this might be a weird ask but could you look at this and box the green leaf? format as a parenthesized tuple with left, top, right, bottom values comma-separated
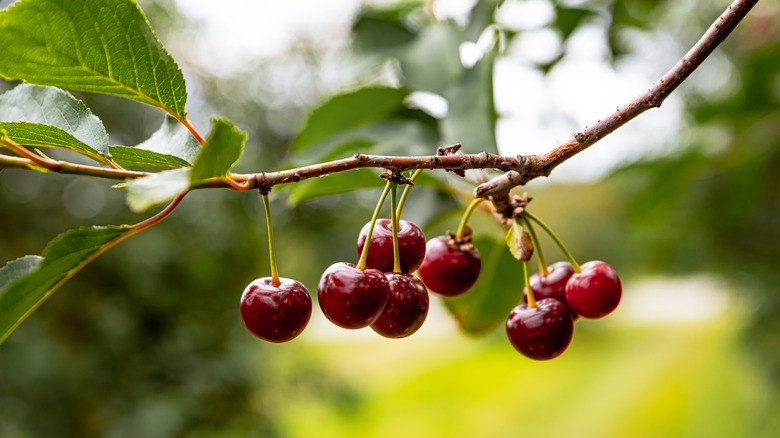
(399, 23, 462, 96)
(293, 87, 408, 151)
(0, 226, 129, 344)
(190, 118, 246, 184)
(0, 255, 42, 291)
(125, 167, 190, 212)
(442, 236, 524, 335)
(0, 0, 188, 118)
(351, 4, 419, 53)
(109, 116, 200, 168)
(555, 7, 592, 40)
(441, 47, 498, 153)
(0, 121, 105, 162)
(0, 84, 108, 159)
(108, 146, 191, 169)
(287, 169, 384, 206)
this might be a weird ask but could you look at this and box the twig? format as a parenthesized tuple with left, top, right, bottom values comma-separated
(473, 0, 760, 199)
(0, 152, 148, 180)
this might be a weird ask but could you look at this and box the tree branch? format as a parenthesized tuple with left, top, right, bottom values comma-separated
(0, 0, 758, 205)
(473, 0, 759, 200)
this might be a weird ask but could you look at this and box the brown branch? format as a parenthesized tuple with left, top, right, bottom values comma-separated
(0, 137, 63, 171)
(0, 0, 758, 204)
(473, 0, 760, 200)
(220, 151, 525, 190)
(0, 153, 148, 180)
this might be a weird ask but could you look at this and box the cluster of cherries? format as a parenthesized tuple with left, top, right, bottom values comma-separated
(239, 185, 621, 362)
(239, 180, 482, 344)
(507, 258, 621, 360)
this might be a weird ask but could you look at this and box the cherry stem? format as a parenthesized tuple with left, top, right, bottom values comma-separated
(390, 183, 402, 273)
(395, 169, 422, 219)
(261, 194, 281, 286)
(522, 216, 548, 276)
(357, 180, 392, 270)
(455, 198, 485, 240)
(524, 211, 581, 273)
(524, 260, 537, 308)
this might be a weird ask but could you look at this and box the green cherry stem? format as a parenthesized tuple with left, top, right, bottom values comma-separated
(390, 182, 402, 273)
(395, 169, 423, 219)
(261, 194, 280, 286)
(455, 198, 485, 241)
(524, 210, 581, 273)
(357, 180, 393, 270)
(524, 260, 537, 308)
(522, 216, 548, 277)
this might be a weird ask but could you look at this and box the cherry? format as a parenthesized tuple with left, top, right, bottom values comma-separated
(505, 298, 574, 360)
(417, 236, 481, 297)
(240, 277, 312, 343)
(357, 219, 426, 273)
(524, 261, 577, 319)
(371, 272, 429, 338)
(317, 262, 390, 329)
(565, 260, 622, 319)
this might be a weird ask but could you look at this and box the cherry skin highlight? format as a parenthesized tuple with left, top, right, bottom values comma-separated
(525, 261, 578, 319)
(565, 260, 622, 319)
(317, 262, 390, 329)
(505, 298, 574, 360)
(357, 219, 426, 273)
(371, 272, 429, 338)
(417, 236, 481, 297)
(240, 277, 312, 343)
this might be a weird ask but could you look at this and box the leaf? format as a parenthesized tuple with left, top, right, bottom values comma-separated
(555, 7, 592, 40)
(440, 47, 498, 153)
(109, 116, 200, 168)
(0, 226, 129, 344)
(0, 0, 188, 118)
(189, 118, 246, 184)
(287, 169, 384, 206)
(442, 236, 524, 335)
(0, 84, 108, 159)
(351, 4, 419, 53)
(0, 255, 42, 291)
(125, 167, 190, 212)
(505, 222, 533, 262)
(293, 87, 408, 151)
(108, 146, 191, 169)
(0, 122, 105, 162)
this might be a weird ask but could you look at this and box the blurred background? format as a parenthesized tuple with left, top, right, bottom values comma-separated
(1, 0, 779, 436)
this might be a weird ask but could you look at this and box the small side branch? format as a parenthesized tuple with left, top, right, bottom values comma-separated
(474, 0, 759, 199)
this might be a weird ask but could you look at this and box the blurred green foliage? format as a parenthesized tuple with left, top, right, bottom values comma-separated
(1, 0, 779, 436)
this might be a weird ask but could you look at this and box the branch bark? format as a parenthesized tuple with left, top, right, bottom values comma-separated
(473, 0, 759, 200)
(0, 0, 759, 203)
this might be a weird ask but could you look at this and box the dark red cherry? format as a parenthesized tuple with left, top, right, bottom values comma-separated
(371, 272, 429, 338)
(240, 277, 312, 343)
(417, 236, 481, 297)
(357, 219, 426, 273)
(317, 262, 389, 329)
(524, 261, 577, 319)
(565, 261, 622, 319)
(505, 298, 574, 360)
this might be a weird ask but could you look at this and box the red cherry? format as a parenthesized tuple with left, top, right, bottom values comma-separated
(505, 298, 574, 360)
(524, 261, 578, 319)
(357, 219, 426, 273)
(417, 236, 481, 297)
(371, 272, 429, 338)
(565, 261, 622, 319)
(317, 262, 389, 329)
(240, 277, 312, 343)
